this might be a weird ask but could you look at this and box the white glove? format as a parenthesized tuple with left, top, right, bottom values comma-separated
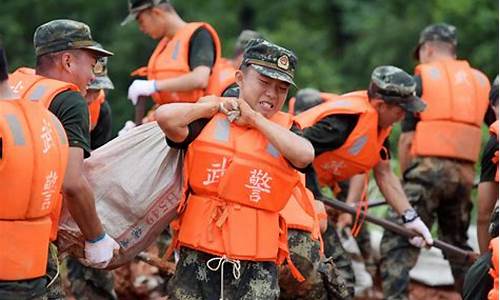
(127, 79, 157, 105)
(403, 217, 433, 248)
(118, 120, 136, 136)
(84, 233, 120, 268)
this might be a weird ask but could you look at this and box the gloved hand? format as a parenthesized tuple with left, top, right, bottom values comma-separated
(84, 233, 120, 268)
(127, 79, 157, 105)
(403, 217, 433, 248)
(118, 120, 136, 136)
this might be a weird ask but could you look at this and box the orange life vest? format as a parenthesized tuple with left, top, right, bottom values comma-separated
(288, 92, 337, 115)
(205, 57, 236, 97)
(488, 237, 499, 300)
(489, 120, 499, 182)
(131, 22, 222, 104)
(9, 67, 79, 241)
(295, 91, 391, 186)
(0, 95, 68, 280)
(412, 60, 490, 162)
(175, 111, 300, 263)
(280, 174, 321, 241)
(88, 90, 105, 131)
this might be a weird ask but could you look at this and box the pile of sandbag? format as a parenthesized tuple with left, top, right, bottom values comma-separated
(57, 122, 183, 268)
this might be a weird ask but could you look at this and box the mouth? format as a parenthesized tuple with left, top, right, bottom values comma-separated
(258, 100, 275, 110)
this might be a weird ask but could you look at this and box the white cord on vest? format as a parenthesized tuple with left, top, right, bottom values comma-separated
(46, 257, 60, 288)
(206, 255, 241, 300)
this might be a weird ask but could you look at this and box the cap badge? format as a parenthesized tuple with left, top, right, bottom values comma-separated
(277, 54, 289, 70)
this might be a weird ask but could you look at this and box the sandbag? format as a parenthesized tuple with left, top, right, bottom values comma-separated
(58, 122, 183, 269)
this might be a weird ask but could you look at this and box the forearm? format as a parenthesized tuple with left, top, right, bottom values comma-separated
(64, 176, 104, 241)
(252, 113, 314, 168)
(155, 66, 210, 92)
(155, 101, 218, 142)
(477, 182, 498, 253)
(374, 162, 411, 215)
(398, 132, 415, 174)
(345, 173, 367, 204)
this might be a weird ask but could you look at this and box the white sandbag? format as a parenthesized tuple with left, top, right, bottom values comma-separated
(57, 122, 183, 268)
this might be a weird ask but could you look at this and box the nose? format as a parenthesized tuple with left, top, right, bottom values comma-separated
(265, 82, 279, 99)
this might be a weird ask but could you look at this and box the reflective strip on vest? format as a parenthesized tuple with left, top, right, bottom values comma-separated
(172, 41, 180, 60)
(214, 119, 230, 142)
(330, 100, 352, 109)
(51, 115, 67, 145)
(29, 85, 46, 101)
(267, 143, 280, 158)
(4, 114, 26, 145)
(429, 67, 441, 80)
(348, 135, 368, 156)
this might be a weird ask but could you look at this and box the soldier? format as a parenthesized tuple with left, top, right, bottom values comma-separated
(156, 39, 315, 299)
(66, 56, 117, 300)
(122, 0, 224, 123)
(294, 66, 434, 297)
(383, 23, 490, 298)
(7, 19, 120, 299)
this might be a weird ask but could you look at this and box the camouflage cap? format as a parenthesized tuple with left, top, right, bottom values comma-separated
(89, 55, 114, 90)
(234, 30, 263, 56)
(34, 19, 113, 57)
(369, 65, 426, 113)
(242, 39, 297, 86)
(121, 0, 168, 26)
(413, 23, 457, 60)
(295, 88, 323, 114)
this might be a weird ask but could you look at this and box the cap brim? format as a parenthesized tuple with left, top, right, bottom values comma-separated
(121, 12, 137, 26)
(89, 75, 114, 90)
(251, 64, 296, 87)
(399, 95, 426, 113)
(82, 44, 114, 57)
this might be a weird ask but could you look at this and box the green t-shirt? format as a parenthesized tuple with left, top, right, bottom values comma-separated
(49, 90, 91, 158)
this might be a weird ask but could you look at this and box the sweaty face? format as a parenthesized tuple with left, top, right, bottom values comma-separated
(67, 50, 97, 97)
(137, 9, 163, 39)
(237, 66, 290, 118)
(377, 101, 406, 129)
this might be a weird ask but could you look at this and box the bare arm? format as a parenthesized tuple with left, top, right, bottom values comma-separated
(373, 159, 412, 215)
(398, 131, 415, 174)
(155, 66, 211, 92)
(238, 100, 314, 168)
(477, 182, 499, 254)
(345, 173, 367, 205)
(63, 147, 104, 241)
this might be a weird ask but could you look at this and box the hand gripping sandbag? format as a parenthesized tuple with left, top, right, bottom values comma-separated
(57, 122, 183, 268)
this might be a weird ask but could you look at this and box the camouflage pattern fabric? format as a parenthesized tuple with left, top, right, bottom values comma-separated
(489, 201, 499, 238)
(380, 157, 475, 300)
(167, 247, 280, 300)
(34, 19, 112, 57)
(66, 257, 117, 300)
(322, 220, 356, 298)
(279, 229, 351, 300)
(242, 39, 297, 86)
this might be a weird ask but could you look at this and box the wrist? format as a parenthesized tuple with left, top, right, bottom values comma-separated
(401, 208, 419, 224)
(249, 110, 263, 128)
(86, 232, 106, 244)
(152, 80, 159, 92)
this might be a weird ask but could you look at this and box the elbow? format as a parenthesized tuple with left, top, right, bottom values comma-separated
(292, 144, 315, 169)
(155, 105, 177, 131)
(195, 76, 209, 89)
(62, 176, 86, 200)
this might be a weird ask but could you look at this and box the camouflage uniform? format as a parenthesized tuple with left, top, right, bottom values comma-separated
(380, 157, 475, 299)
(166, 39, 300, 299)
(279, 229, 351, 300)
(66, 257, 117, 300)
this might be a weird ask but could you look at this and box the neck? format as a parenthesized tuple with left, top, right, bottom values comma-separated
(165, 14, 186, 38)
(425, 52, 455, 63)
(0, 81, 15, 99)
(36, 67, 63, 82)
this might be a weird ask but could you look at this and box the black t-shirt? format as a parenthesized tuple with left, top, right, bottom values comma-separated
(48, 90, 91, 158)
(480, 135, 499, 183)
(302, 113, 391, 198)
(90, 100, 112, 150)
(188, 28, 216, 70)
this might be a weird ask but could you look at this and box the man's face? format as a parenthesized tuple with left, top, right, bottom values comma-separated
(375, 100, 406, 129)
(66, 50, 97, 97)
(236, 66, 290, 118)
(137, 9, 163, 39)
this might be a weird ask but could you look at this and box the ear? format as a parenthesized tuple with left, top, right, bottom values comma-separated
(235, 70, 244, 87)
(60, 52, 72, 72)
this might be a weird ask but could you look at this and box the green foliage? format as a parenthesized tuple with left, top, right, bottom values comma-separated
(1, 0, 497, 134)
